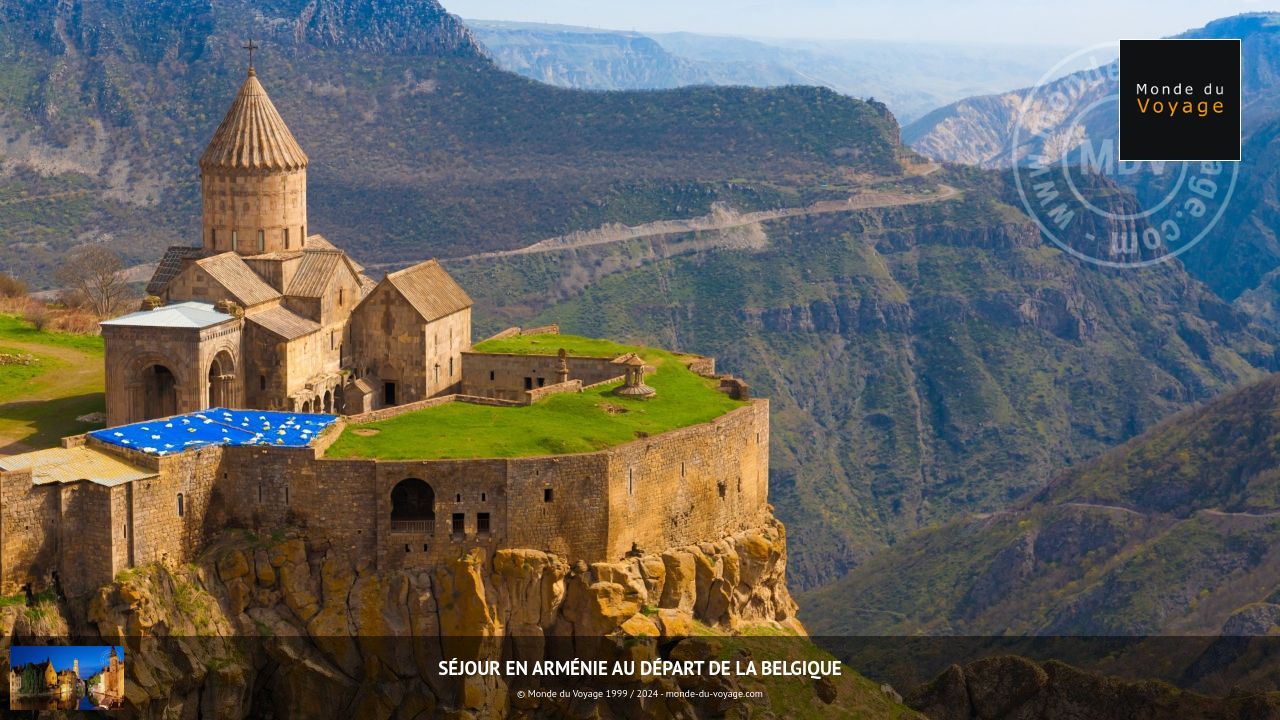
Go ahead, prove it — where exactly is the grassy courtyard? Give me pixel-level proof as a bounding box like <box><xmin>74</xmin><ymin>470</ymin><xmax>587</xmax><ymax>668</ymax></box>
<box><xmin>0</xmin><ymin>314</ymin><xmax>105</xmax><ymax>454</ymax></box>
<box><xmin>325</xmin><ymin>335</ymin><xmax>743</xmax><ymax>460</ymax></box>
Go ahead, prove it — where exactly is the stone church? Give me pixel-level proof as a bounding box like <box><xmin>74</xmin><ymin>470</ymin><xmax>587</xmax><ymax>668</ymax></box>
<box><xmin>102</xmin><ymin>65</ymin><xmax>472</xmax><ymax>426</ymax></box>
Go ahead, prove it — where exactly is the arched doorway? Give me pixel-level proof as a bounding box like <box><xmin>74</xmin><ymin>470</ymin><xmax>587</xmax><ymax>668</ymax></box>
<box><xmin>390</xmin><ymin>478</ymin><xmax>435</xmax><ymax>534</ymax></box>
<box><xmin>333</xmin><ymin>384</ymin><xmax>346</xmax><ymax>415</ymax></box>
<box><xmin>301</xmin><ymin>399</ymin><xmax>312</xmax><ymax>413</ymax></box>
<box><xmin>322</xmin><ymin>389</ymin><xmax>333</xmax><ymax>414</ymax></box>
<box><xmin>208</xmin><ymin>351</ymin><xmax>235</xmax><ymax>408</ymax></box>
<box><xmin>141</xmin><ymin>364</ymin><xmax>177</xmax><ymax>419</ymax></box>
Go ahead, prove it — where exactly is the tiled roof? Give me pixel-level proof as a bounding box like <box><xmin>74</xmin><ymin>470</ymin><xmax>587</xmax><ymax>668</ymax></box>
<box><xmin>195</xmin><ymin>253</ymin><xmax>281</xmax><ymax>307</ymax></box>
<box><xmin>304</xmin><ymin>234</ymin><xmax>337</xmax><ymax>251</ymax></box>
<box><xmin>247</xmin><ymin>305</ymin><xmax>320</xmax><ymax>340</ymax></box>
<box><xmin>199</xmin><ymin>69</ymin><xmax>308</xmax><ymax>172</ymax></box>
<box><xmin>384</xmin><ymin>260</ymin><xmax>473</xmax><ymax>322</ymax></box>
<box><xmin>146</xmin><ymin>246</ymin><xmax>207</xmax><ymax>296</ymax></box>
<box><xmin>0</xmin><ymin>446</ymin><xmax>157</xmax><ymax>487</ymax></box>
<box><xmin>101</xmin><ymin>301</ymin><xmax>234</xmax><ymax>329</ymax></box>
<box><xmin>286</xmin><ymin>250</ymin><xmax>343</xmax><ymax>298</ymax></box>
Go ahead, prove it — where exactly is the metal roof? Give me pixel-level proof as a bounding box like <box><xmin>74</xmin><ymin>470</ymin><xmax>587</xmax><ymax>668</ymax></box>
<box><xmin>0</xmin><ymin>446</ymin><xmax>156</xmax><ymax>487</ymax></box>
<box><xmin>101</xmin><ymin>301</ymin><xmax>234</xmax><ymax>329</ymax></box>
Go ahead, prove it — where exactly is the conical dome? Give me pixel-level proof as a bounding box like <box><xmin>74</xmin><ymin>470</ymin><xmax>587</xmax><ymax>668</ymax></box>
<box><xmin>199</xmin><ymin>69</ymin><xmax>309</xmax><ymax>172</ymax></box>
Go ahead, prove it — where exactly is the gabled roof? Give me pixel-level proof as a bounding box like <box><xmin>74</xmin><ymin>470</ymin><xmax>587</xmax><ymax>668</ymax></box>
<box><xmin>382</xmin><ymin>260</ymin><xmax>473</xmax><ymax>322</ymax></box>
<box><xmin>304</xmin><ymin>234</ymin><xmax>337</xmax><ymax>251</ymax></box>
<box><xmin>146</xmin><ymin>246</ymin><xmax>208</xmax><ymax>296</ymax></box>
<box><xmin>286</xmin><ymin>250</ymin><xmax>344</xmax><ymax>298</ymax></box>
<box><xmin>101</xmin><ymin>301</ymin><xmax>233</xmax><ymax>329</ymax></box>
<box><xmin>246</xmin><ymin>305</ymin><xmax>320</xmax><ymax>340</ymax></box>
<box><xmin>199</xmin><ymin>69</ymin><xmax>309</xmax><ymax>172</ymax></box>
<box><xmin>194</xmin><ymin>253</ymin><xmax>281</xmax><ymax>307</ymax></box>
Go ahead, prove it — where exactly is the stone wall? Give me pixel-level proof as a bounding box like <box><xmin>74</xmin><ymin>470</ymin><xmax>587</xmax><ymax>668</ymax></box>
<box><xmin>2</xmin><ymin>396</ymin><xmax>769</xmax><ymax>599</ymax></box>
<box><xmin>102</xmin><ymin>320</ymin><xmax>244</xmax><ymax>426</ymax></box>
<box><xmin>459</xmin><ymin>352</ymin><xmax>624</xmax><ymax>401</ymax></box>
<box><xmin>201</xmin><ymin>167</ymin><xmax>307</xmax><ymax>255</ymax></box>
<box><xmin>0</xmin><ymin>470</ymin><xmax>57</xmax><ymax>595</ymax></box>
<box><xmin>58</xmin><ymin>482</ymin><xmax>116</xmax><ymax>596</ymax></box>
<box><xmin>125</xmin><ymin>447</ymin><xmax>223</xmax><ymax>570</ymax></box>
<box><xmin>603</xmin><ymin>402</ymin><xmax>769</xmax><ymax>559</ymax></box>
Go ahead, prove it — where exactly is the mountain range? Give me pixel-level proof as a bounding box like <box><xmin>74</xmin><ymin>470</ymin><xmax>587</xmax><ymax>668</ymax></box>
<box><xmin>0</xmin><ymin>0</ymin><xmax>899</xmax><ymax>289</ymax></box>
<box><xmin>468</xmin><ymin>19</ymin><xmax>1083</xmax><ymax>125</ymax></box>
<box><xmin>802</xmin><ymin>367</ymin><xmax>1280</xmax><ymax>645</ymax></box>
<box><xmin>903</xmin><ymin>13</ymin><xmax>1280</xmax><ymax>168</ymax></box>
<box><xmin>7</xmin><ymin>0</ymin><xmax>1280</xmax><ymax>655</ymax></box>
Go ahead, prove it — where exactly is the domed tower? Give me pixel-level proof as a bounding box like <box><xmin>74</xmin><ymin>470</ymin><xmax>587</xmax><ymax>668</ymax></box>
<box><xmin>199</xmin><ymin>64</ymin><xmax>309</xmax><ymax>256</ymax></box>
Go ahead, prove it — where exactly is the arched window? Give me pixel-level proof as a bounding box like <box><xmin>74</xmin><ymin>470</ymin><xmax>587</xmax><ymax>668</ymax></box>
<box><xmin>177</xmin><ymin>493</ymin><xmax>184</xmax><ymax>517</ymax></box>
<box><xmin>256</xmin><ymin>229</ymin><xmax>265</xmax><ymax>253</ymax></box>
<box><xmin>390</xmin><ymin>478</ymin><xmax>435</xmax><ymax>534</ymax></box>
<box><xmin>284</xmin><ymin>228</ymin><xmax>290</xmax><ymax>249</ymax></box>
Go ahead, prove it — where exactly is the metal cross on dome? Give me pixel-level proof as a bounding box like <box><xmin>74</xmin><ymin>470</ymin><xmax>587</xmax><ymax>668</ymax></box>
<box><xmin>243</xmin><ymin>39</ymin><xmax>258</xmax><ymax>70</ymax></box>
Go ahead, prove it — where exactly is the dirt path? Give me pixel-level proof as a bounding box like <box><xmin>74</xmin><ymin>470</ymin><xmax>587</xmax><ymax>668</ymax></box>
<box><xmin>0</xmin><ymin>340</ymin><xmax>101</xmax><ymax>400</ymax></box>
<box><xmin>0</xmin><ymin>189</ymin><xmax>89</xmax><ymax>207</ymax></box>
<box><xmin>1200</xmin><ymin>508</ymin><xmax>1280</xmax><ymax>519</ymax></box>
<box><xmin>1063</xmin><ymin>501</ymin><xmax>1147</xmax><ymax>517</ymax></box>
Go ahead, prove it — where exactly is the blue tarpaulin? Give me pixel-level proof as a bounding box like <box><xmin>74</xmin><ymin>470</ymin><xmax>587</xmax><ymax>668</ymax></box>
<box><xmin>89</xmin><ymin>408</ymin><xmax>338</xmax><ymax>456</ymax></box>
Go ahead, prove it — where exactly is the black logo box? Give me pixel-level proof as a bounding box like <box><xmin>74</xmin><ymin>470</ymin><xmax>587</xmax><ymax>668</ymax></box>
<box><xmin>1118</xmin><ymin>38</ymin><xmax>1240</xmax><ymax>162</ymax></box>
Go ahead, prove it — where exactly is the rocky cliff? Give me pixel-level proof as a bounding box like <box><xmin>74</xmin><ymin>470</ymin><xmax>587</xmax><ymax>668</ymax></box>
<box><xmin>908</xmin><ymin>656</ymin><xmax>1280</xmax><ymax>720</ymax></box>
<box><xmin>0</xmin><ymin>517</ymin><xmax>914</xmax><ymax>719</ymax></box>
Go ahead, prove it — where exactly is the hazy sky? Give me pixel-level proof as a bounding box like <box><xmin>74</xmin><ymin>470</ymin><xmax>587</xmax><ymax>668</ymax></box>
<box><xmin>441</xmin><ymin>1</ymin><xmax>1275</xmax><ymax>46</ymax></box>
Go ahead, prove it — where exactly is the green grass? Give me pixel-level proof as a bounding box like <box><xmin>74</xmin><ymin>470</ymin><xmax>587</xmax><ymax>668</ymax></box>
<box><xmin>0</xmin><ymin>315</ymin><xmax>104</xmax><ymax>353</ymax></box>
<box><xmin>0</xmin><ymin>314</ymin><xmax>105</xmax><ymax>450</ymax></box>
<box><xmin>474</xmin><ymin>334</ymin><xmax>641</xmax><ymax>358</ymax></box>
<box><xmin>0</xmin><ymin>345</ymin><xmax>46</xmax><ymax>402</ymax></box>
<box><xmin>326</xmin><ymin>335</ymin><xmax>743</xmax><ymax>460</ymax></box>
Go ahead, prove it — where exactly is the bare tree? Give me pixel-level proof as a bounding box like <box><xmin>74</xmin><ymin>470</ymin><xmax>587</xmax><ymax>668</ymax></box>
<box><xmin>55</xmin><ymin>245</ymin><xmax>130</xmax><ymax>318</ymax></box>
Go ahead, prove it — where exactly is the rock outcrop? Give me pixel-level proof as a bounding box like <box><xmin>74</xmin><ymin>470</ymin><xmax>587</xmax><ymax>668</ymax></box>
<box><xmin>73</xmin><ymin>519</ymin><xmax>802</xmax><ymax>718</ymax></box>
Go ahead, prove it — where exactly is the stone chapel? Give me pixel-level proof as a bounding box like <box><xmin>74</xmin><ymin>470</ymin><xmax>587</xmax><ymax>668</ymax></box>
<box><xmin>102</xmin><ymin>64</ymin><xmax>472</xmax><ymax>426</ymax></box>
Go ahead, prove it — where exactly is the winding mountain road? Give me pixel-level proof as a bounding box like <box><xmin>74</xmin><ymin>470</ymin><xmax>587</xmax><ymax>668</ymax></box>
<box><xmin>452</xmin><ymin>183</ymin><xmax>961</xmax><ymax>262</ymax></box>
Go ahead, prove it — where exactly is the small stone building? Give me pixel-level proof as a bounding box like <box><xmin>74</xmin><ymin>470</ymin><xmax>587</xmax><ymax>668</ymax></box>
<box><xmin>102</xmin><ymin>65</ymin><xmax>472</xmax><ymax>426</ymax></box>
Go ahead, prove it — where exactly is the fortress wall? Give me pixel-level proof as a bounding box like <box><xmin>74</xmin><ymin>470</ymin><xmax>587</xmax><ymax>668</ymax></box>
<box><xmin>460</xmin><ymin>352</ymin><xmax>625</xmax><ymax>401</ymax></box>
<box><xmin>0</xmin><ymin>470</ymin><xmax>58</xmax><ymax>595</ymax></box>
<box><xmin>128</xmin><ymin>447</ymin><xmax>223</xmax><ymax>567</ymax></box>
<box><xmin>111</xmin><ymin>485</ymin><xmax>131</xmax><ymax>580</ymax></box>
<box><xmin>505</xmin><ymin>454</ymin><xmax>611</xmax><ymax>560</ymax></box>
<box><xmin>603</xmin><ymin>401</ymin><xmax>770</xmax><ymax>560</ymax></box>
<box><xmin>306</xmin><ymin>459</ymin><xmax>379</xmax><ymax>557</ymax></box>
<box><xmin>373</xmin><ymin>460</ymin><xmax>507</xmax><ymax>568</ymax></box>
<box><xmin>219</xmin><ymin>446</ymin><xmax>329</xmax><ymax>529</ymax></box>
<box><xmin>58</xmin><ymin>482</ymin><xmax>116</xmax><ymax>596</ymax></box>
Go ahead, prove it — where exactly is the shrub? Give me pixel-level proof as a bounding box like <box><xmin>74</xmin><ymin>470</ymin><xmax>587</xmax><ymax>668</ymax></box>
<box><xmin>0</xmin><ymin>273</ymin><xmax>26</xmax><ymax>298</ymax></box>
<box><xmin>22</xmin><ymin>303</ymin><xmax>49</xmax><ymax>331</ymax></box>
